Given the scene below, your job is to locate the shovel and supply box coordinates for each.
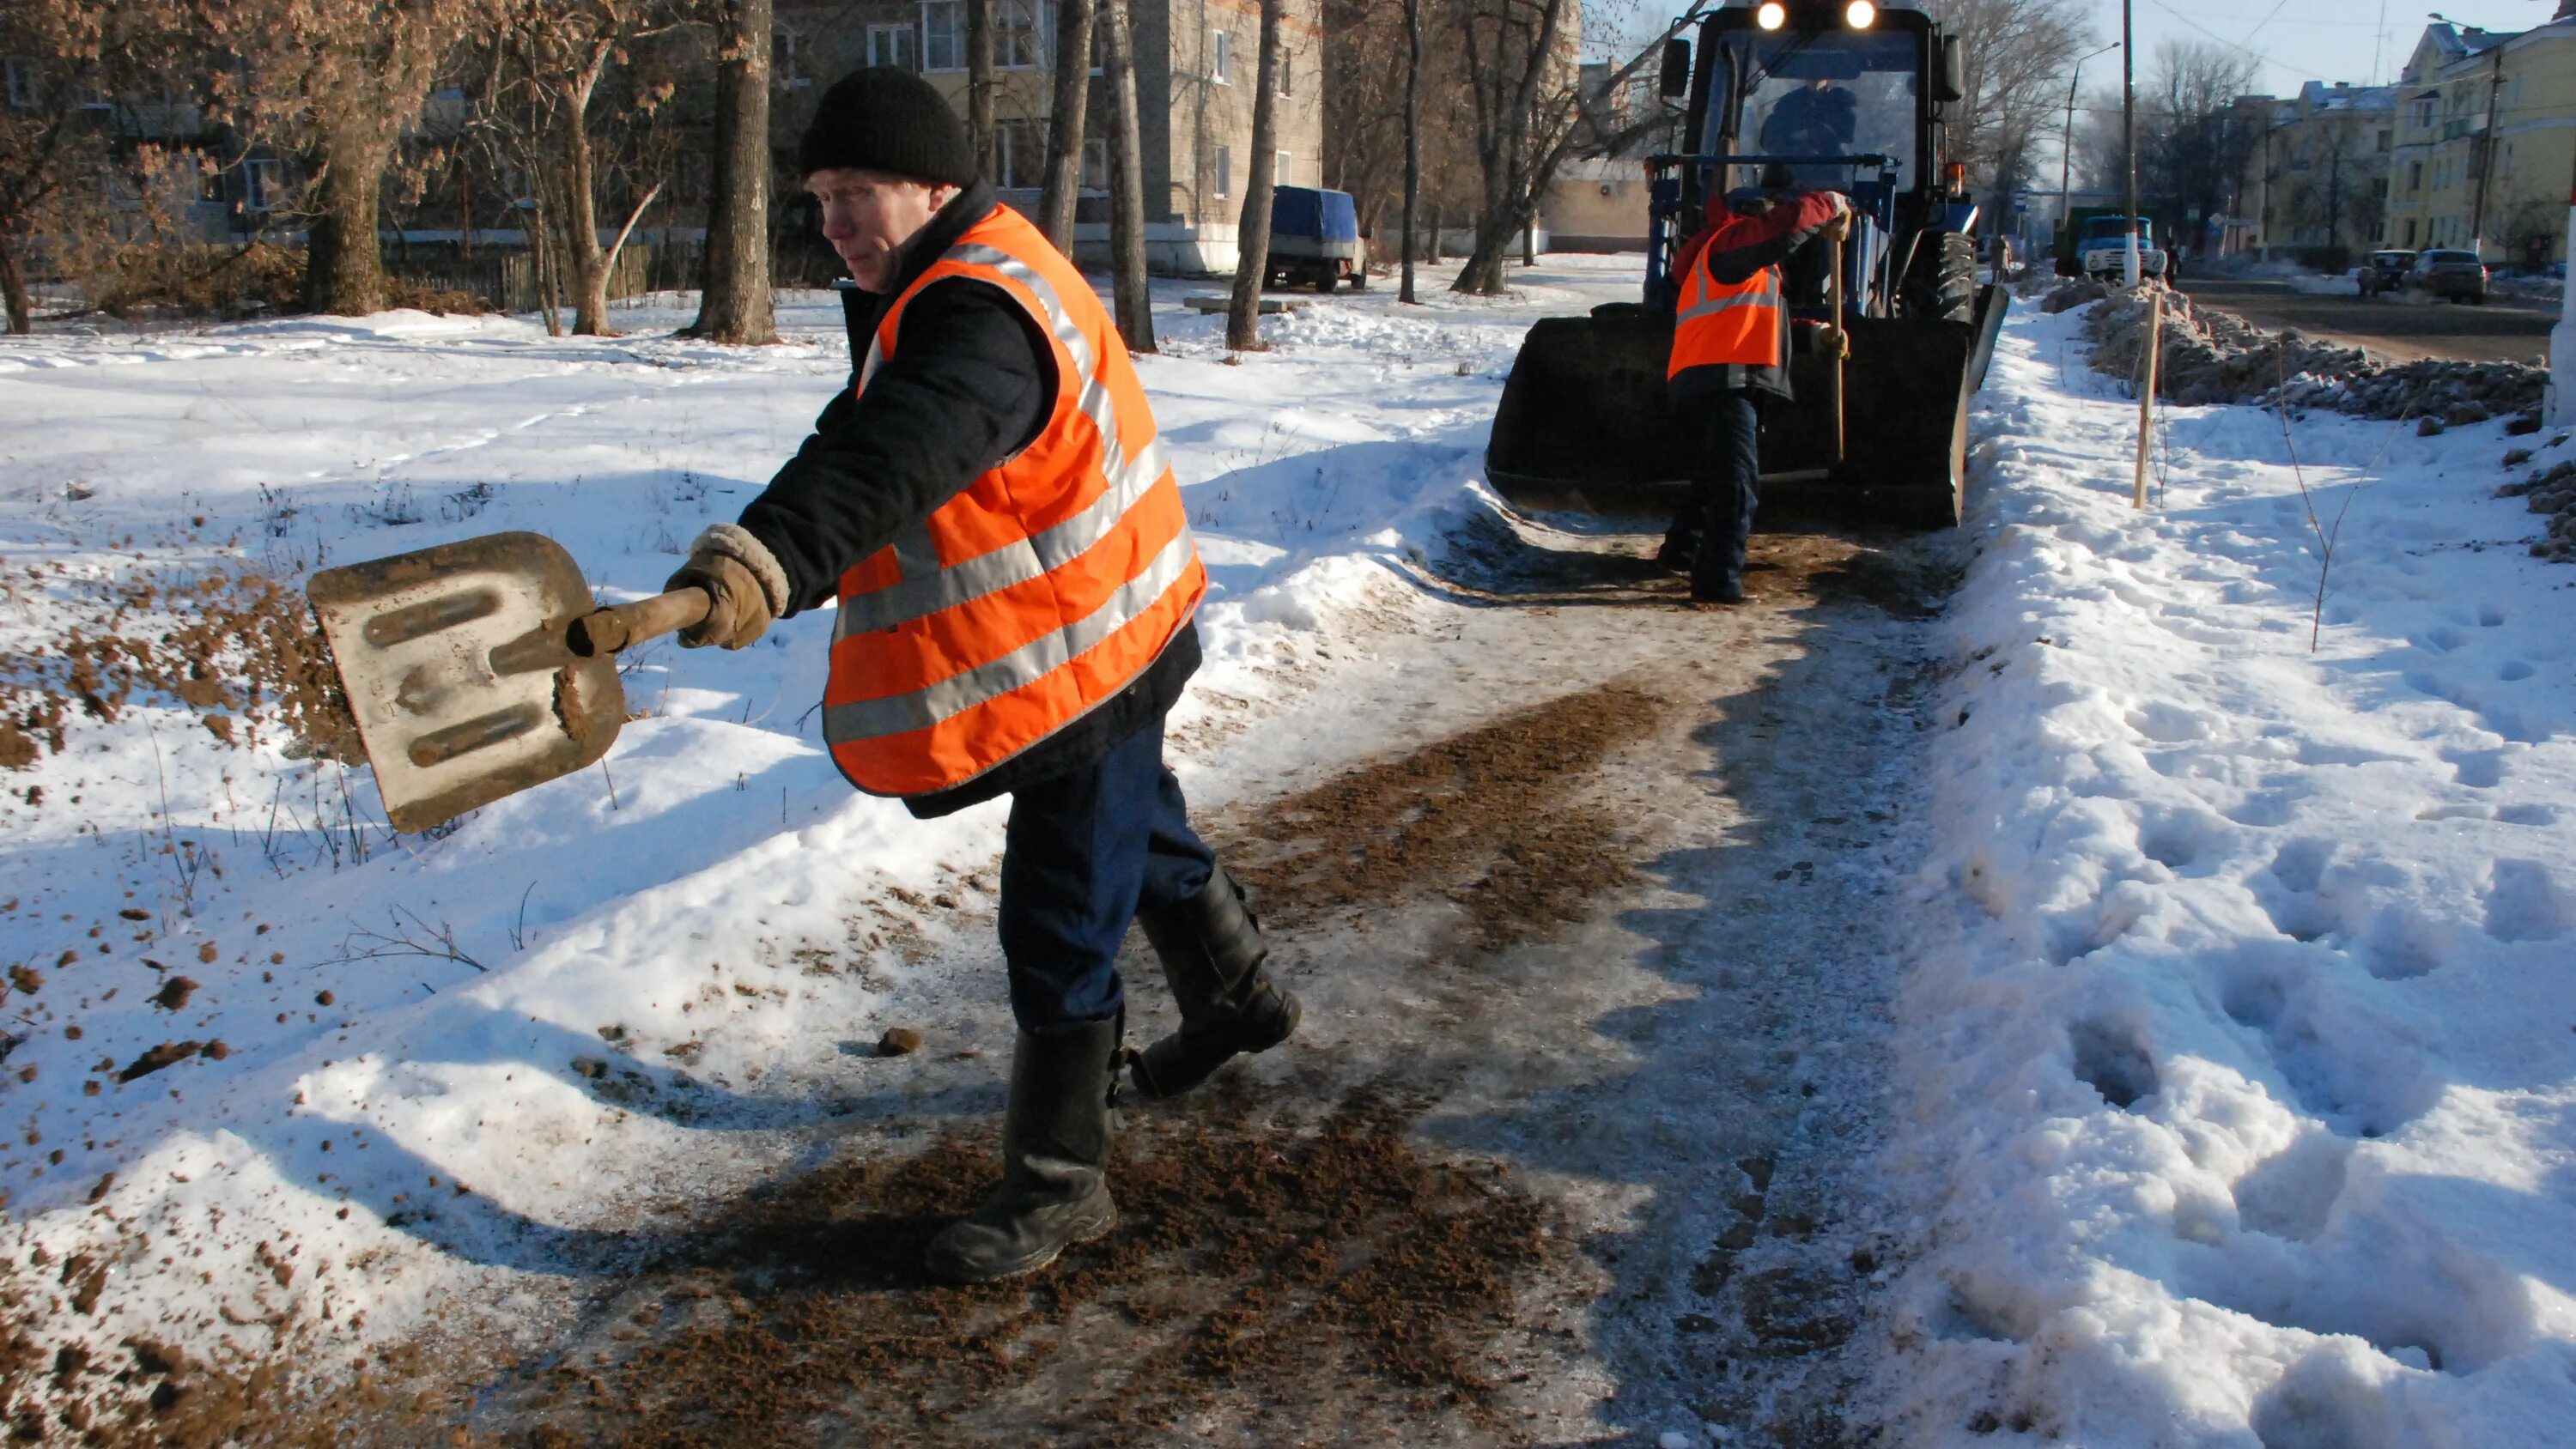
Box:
[307,531,710,833]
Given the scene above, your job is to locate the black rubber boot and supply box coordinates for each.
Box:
[1130,866,1300,1100]
[923,1018,1120,1283]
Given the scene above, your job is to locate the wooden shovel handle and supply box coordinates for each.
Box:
[566,587,712,658]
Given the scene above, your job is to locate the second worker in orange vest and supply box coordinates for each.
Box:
[1664,182,1850,604]
[664,70,1300,1285]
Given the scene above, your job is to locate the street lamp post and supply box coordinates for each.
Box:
[2061,42,2121,273]
[2123,0,2142,288]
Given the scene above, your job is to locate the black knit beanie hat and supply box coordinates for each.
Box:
[798,68,978,186]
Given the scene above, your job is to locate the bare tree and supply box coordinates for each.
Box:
[1401,0,1422,303]
[687,0,775,343]
[202,0,488,316]
[1224,0,1285,350]
[1450,0,1683,295]
[967,0,996,174]
[1101,0,1152,350]
[497,0,680,336]
[1036,0,1096,249]
[1924,0,2093,203]
[0,1,117,332]
[2139,39,2261,258]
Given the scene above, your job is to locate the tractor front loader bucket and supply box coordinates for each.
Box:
[1484,284,2008,530]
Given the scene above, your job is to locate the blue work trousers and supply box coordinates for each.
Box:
[1689,388,1763,601]
[999,716,1215,1035]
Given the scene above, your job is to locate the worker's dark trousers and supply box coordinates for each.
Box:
[1689,388,1763,601]
[999,715,1215,1035]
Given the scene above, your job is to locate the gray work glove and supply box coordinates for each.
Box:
[664,523,790,650]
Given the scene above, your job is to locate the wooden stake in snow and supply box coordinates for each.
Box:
[2134,286,2162,509]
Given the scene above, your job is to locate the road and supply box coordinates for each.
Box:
[2176,277,2556,365]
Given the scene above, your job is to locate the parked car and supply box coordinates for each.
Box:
[2408,248,2488,304]
[2357,249,2415,298]
[1266,185,1367,292]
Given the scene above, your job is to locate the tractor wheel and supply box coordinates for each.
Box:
[1904,232,1979,325]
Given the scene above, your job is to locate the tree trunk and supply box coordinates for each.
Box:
[1400,0,1419,304]
[565,93,611,335]
[305,132,392,315]
[1037,0,1096,250]
[1103,0,1153,352]
[967,0,997,177]
[0,235,28,336]
[688,0,777,344]
[1224,0,1284,351]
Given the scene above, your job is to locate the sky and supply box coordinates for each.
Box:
[2097,0,2556,97]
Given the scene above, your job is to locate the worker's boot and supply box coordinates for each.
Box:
[1130,865,1300,1100]
[923,1018,1120,1282]
[1655,525,1698,576]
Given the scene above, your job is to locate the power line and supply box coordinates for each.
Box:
[2141,0,2342,82]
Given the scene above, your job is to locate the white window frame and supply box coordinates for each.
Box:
[996,116,1048,189]
[1277,45,1291,97]
[773,25,809,88]
[1212,29,1231,85]
[921,1,963,71]
[1214,144,1231,199]
[1275,149,1291,187]
[867,22,920,72]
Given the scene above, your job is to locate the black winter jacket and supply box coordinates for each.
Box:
[733,182,1201,818]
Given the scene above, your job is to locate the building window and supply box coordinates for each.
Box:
[1278,46,1291,96]
[2402,217,2415,246]
[1212,30,1232,84]
[245,158,286,213]
[773,26,808,88]
[2408,160,2421,192]
[1275,149,1292,186]
[868,23,919,71]
[1214,144,1231,199]
[998,0,1048,70]
[922,1,962,70]
[995,117,1046,188]
[3,58,39,109]
[1083,136,1108,191]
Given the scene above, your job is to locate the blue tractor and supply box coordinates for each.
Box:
[1485,0,2008,527]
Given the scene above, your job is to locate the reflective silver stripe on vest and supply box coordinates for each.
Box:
[834,237,1170,640]
[824,524,1198,743]
[1676,277,1783,324]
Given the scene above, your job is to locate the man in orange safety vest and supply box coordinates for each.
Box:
[663,70,1300,1283]
[1663,180,1851,603]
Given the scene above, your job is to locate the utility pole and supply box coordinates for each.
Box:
[2466,40,2504,261]
[2062,42,2119,268]
[2122,0,2142,287]
[2549,155,2575,427]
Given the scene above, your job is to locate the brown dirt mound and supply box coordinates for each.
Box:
[472,1092,1565,1447]
[0,567,360,769]
[1220,682,1673,952]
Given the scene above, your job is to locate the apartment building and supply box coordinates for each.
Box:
[2238,81,2395,264]
[775,0,1324,274]
[2380,6,2576,266]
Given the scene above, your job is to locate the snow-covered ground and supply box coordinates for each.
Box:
[4,250,2574,1445]
[1883,300,2576,1446]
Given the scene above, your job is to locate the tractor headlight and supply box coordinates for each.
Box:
[1844,1,1876,27]
[1755,2,1787,30]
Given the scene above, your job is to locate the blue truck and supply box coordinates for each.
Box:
[1265,185,1367,291]
[2073,214,2166,282]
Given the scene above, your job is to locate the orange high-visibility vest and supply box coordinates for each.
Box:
[1668,243,1786,378]
[820,206,1206,797]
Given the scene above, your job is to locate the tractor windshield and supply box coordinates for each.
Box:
[1728,28,1920,192]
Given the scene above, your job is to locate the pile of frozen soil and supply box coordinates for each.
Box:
[2060,282,2545,427]
[2499,439,2576,561]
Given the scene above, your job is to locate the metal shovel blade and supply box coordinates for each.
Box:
[308,531,627,833]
